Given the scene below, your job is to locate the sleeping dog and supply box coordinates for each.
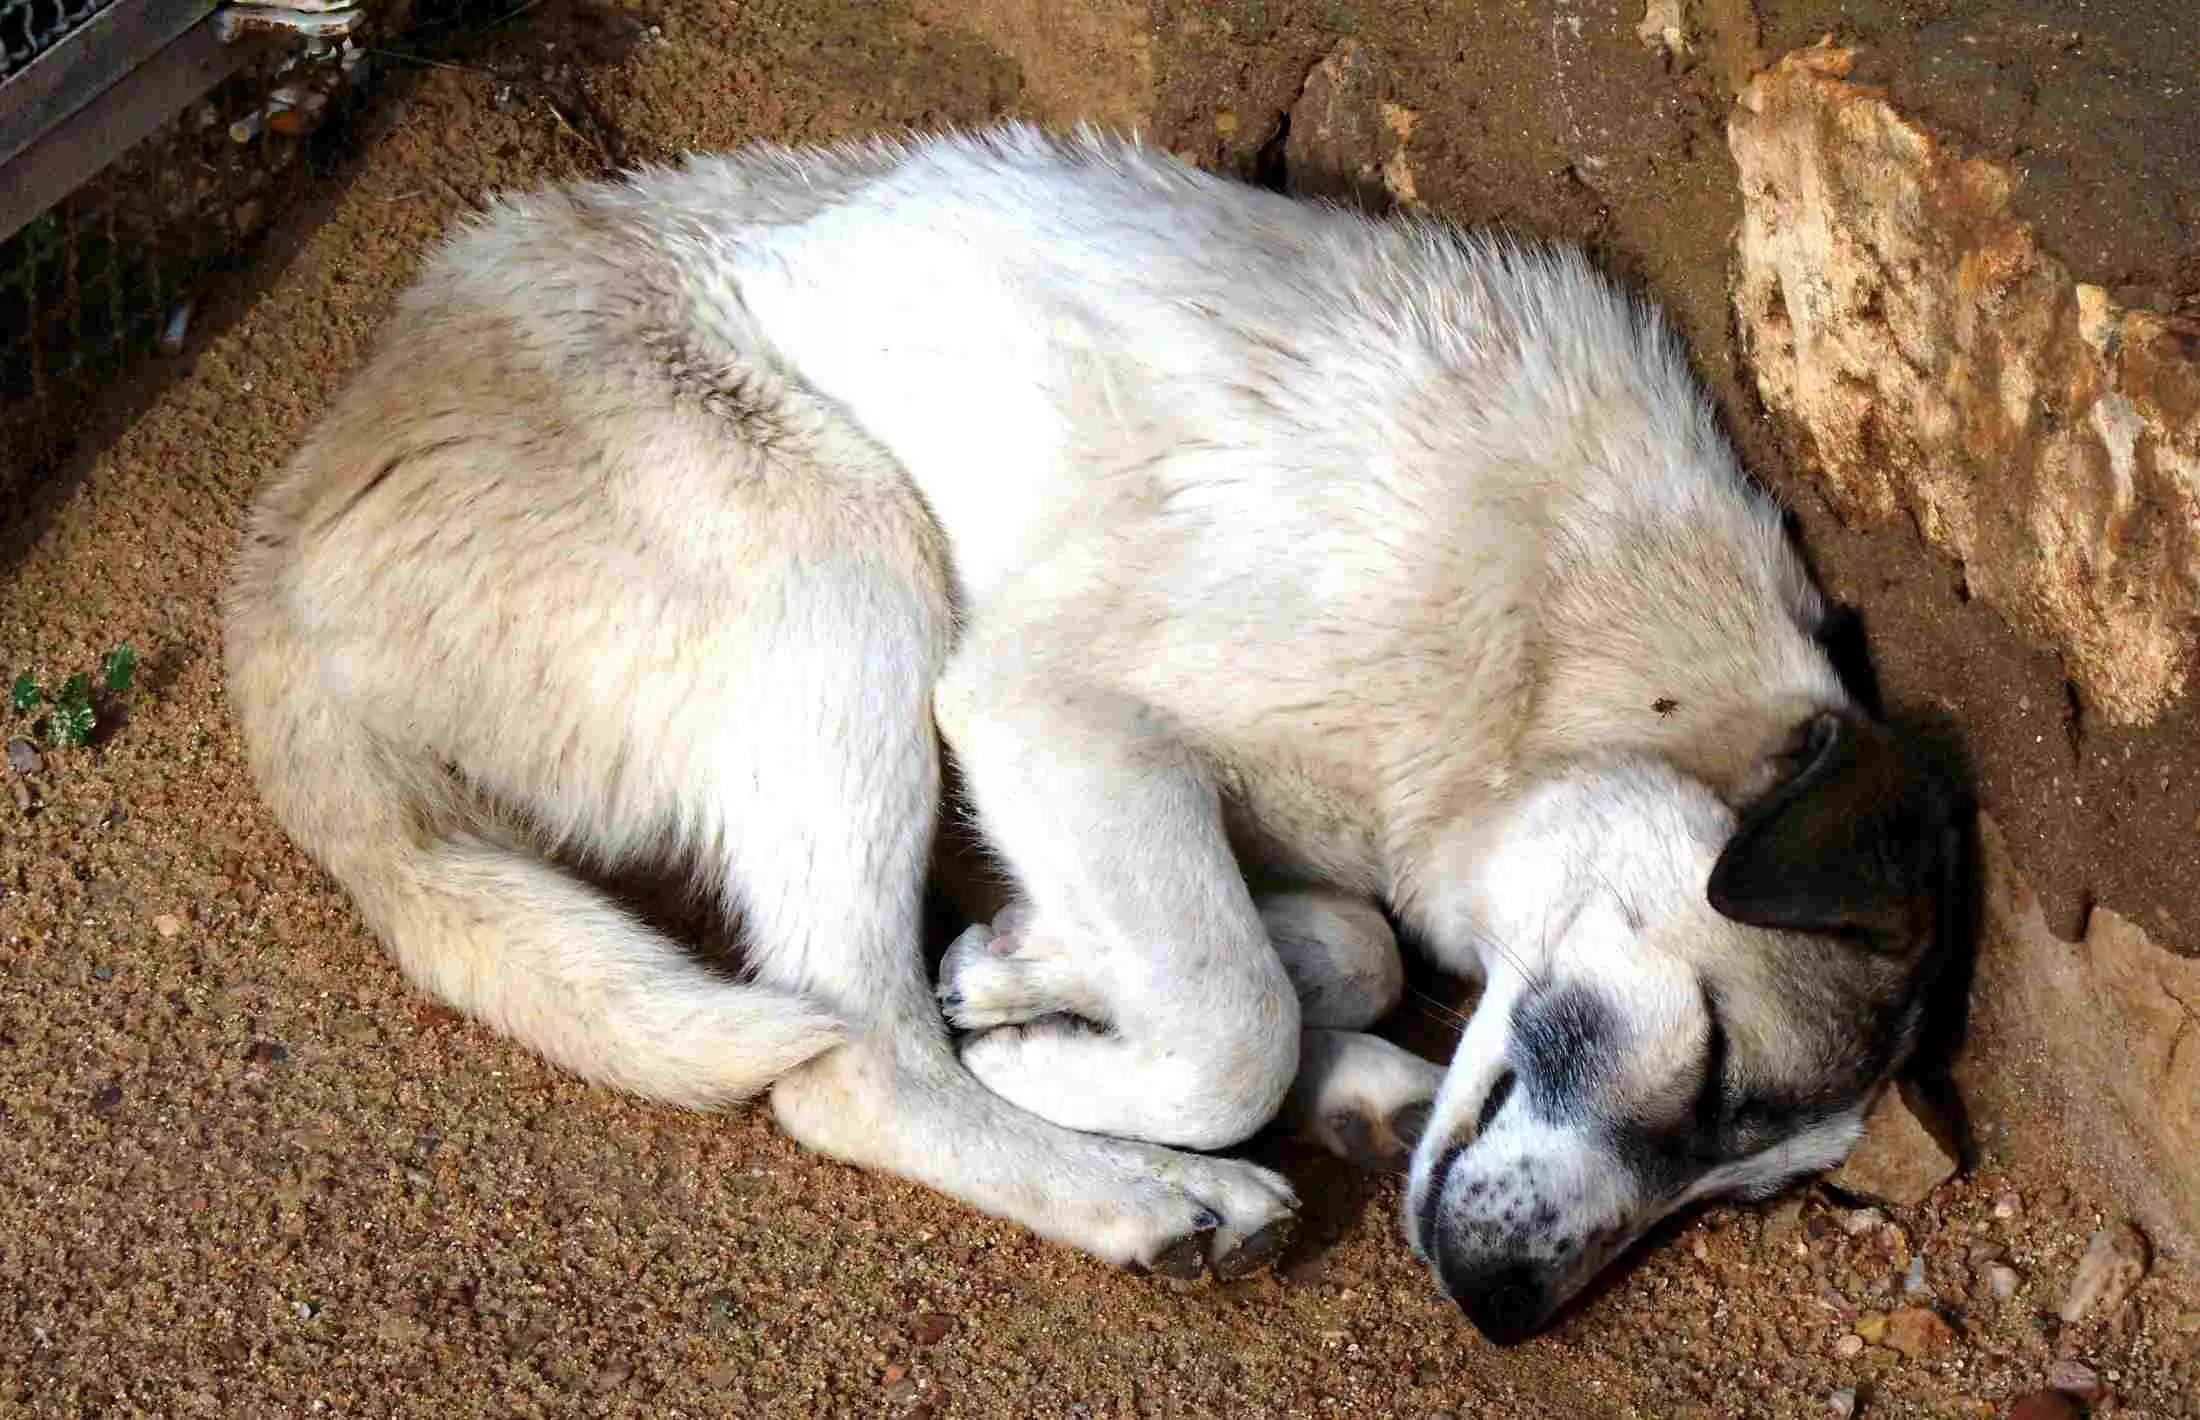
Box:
[225,125,1966,1341]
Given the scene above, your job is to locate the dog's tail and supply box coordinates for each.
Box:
[221,572,845,1110]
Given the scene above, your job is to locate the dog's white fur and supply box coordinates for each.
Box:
[225,126,1882,1298]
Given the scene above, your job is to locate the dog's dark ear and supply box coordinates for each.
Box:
[1707,712,1957,949]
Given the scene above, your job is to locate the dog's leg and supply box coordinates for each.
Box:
[1257,890,1405,1030]
[941,880,1435,1172]
[933,670,1302,1150]
[746,574,1298,1280]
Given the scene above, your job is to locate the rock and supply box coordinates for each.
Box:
[2058,1223,2150,1323]
[1281,40,1419,211]
[5,738,38,775]
[2006,1391,2081,1420]
[1985,1264,2023,1302]
[1903,1255,1930,1296]
[1826,1388,1858,1420]
[1993,1192,2022,1222]
[1971,817,2200,1251]
[1829,1089,1960,1206]
[88,1083,123,1115]
[1854,1311,1888,1345]
[245,1040,290,1065]
[909,1312,953,1347]
[1730,43,2200,727]
[1883,1307,1955,1360]
[1834,1332,1865,1360]
[2044,1358,2103,1402]
[152,913,183,940]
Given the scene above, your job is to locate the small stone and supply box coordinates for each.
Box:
[1986,1264,2023,1301]
[1843,1208,1887,1237]
[152,914,183,939]
[883,1374,921,1405]
[89,1083,123,1115]
[1212,111,1239,137]
[245,1040,289,1065]
[1826,1387,1858,1419]
[1904,1255,1930,1296]
[1835,1333,1866,1359]
[1993,1191,2022,1221]
[1828,1088,1958,1206]
[909,1312,953,1347]
[2006,1392,2081,1420]
[2058,1223,2150,1324]
[5,738,38,775]
[1883,1306,1955,1360]
[1854,1311,1888,1344]
[2045,1358,2102,1401]
[1763,1196,1807,1253]
[377,1313,428,1345]
[10,778,31,814]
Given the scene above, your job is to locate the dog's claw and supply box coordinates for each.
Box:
[1143,1231,1212,1281]
[1390,1100,1431,1150]
[1212,1215,1296,1282]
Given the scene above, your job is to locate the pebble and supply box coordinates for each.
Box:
[1993,1191,2022,1221]
[909,1312,953,1347]
[2045,1358,2103,1401]
[11,778,32,814]
[5,737,38,775]
[1828,1088,1958,1205]
[1904,1255,1930,1296]
[1762,1197,1807,1253]
[245,1040,290,1064]
[2006,1391,2080,1420]
[1883,1306,1955,1360]
[1985,1264,2023,1301]
[376,1312,428,1345]
[1835,1333,1866,1359]
[1826,1387,1858,1419]
[2059,1223,2150,1324]
[1843,1208,1888,1237]
[153,913,183,939]
[1855,1311,1888,1344]
[89,1083,123,1115]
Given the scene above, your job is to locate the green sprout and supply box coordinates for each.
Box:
[6,644,138,751]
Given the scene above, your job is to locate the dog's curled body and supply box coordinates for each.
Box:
[227,126,1961,1329]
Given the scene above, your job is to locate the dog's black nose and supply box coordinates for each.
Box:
[1442,1259,1550,1346]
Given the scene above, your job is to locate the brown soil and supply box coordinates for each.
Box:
[3,1,2197,1415]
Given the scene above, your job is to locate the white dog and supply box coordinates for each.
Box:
[225,125,1965,1340]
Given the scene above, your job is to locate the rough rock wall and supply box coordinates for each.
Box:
[1729,44,2200,728]
[1728,41,2200,1251]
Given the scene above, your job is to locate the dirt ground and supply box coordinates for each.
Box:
[4,1,2200,1416]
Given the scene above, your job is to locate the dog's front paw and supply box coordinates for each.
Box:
[1122,1151,1300,1282]
[936,906,1100,1031]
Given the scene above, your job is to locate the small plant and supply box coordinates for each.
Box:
[7,644,137,750]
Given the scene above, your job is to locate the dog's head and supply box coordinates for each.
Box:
[1406,713,1968,1343]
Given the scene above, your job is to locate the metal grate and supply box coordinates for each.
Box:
[1,22,378,512]
[1,0,121,80]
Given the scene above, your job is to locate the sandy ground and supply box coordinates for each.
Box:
[4,1,2199,1415]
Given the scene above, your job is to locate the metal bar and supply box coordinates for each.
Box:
[0,0,219,171]
[0,12,275,245]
